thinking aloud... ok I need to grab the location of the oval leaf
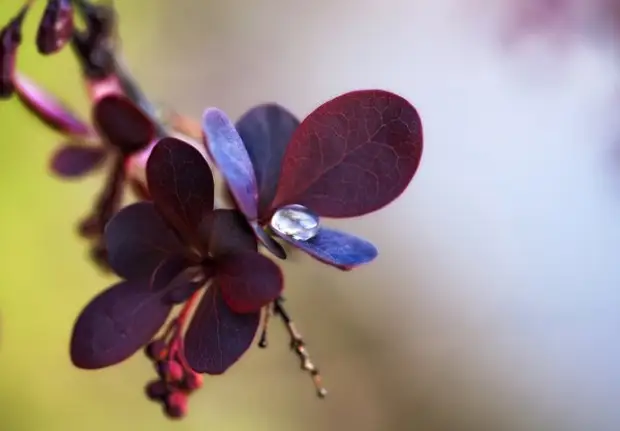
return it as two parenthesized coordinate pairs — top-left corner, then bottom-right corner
(14, 73), (93, 136)
(93, 94), (155, 154)
(198, 209), (257, 257)
(273, 226), (378, 270)
(235, 104), (300, 218)
(104, 202), (185, 280)
(36, 0), (74, 55)
(70, 279), (173, 369)
(270, 90), (423, 218)
(184, 285), (260, 375)
(0, 5), (29, 99)
(202, 108), (259, 220)
(50, 142), (107, 177)
(217, 251), (283, 314)
(146, 137), (215, 242)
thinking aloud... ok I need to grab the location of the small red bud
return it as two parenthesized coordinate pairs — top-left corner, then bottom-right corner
(164, 391), (188, 419)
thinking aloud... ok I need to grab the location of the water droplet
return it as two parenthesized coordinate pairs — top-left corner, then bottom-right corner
(270, 204), (320, 241)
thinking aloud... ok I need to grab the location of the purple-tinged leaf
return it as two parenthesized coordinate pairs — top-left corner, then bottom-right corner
(198, 209), (257, 257)
(36, 0), (74, 55)
(217, 251), (283, 314)
(146, 137), (214, 243)
(50, 142), (106, 177)
(104, 202), (185, 280)
(250, 221), (287, 259)
(14, 73), (92, 136)
(93, 94), (155, 154)
(0, 5), (29, 99)
(270, 90), (423, 218)
(150, 255), (192, 292)
(235, 104), (300, 218)
(184, 285), (260, 375)
(273, 226), (378, 270)
(70, 279), (173, 369)
(202, 108), (259, 221)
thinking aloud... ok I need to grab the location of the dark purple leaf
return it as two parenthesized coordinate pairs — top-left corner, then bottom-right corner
(36, 0), (73, 55)
(235, 104), (300, 218)
(184, 285), (260, 375)
(14, 73), (92, 136)
(202, 108), (259, 221)
(70, 279), (173, 369)
(93, 94), (155, 154)
(146, 137), (214, 243)
(150, 255), (192, 291)
(198, 209), (257, 257)
(50, 142), (106, 177)
(217, 251), (283, 314)
(0, 5), (29, 98)
(273, 226), (378, 270)
(104, 202), (184, 280)
(250, 221), (287, 259)
(270, 90), (423, 218)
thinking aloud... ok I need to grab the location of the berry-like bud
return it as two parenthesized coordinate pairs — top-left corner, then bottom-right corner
(144, 339), (166, 360)
(180, 371), (203, 392)
(164, 391), (188, 419)
(145, 379), (168, 401)
(165, 360), (185, 383)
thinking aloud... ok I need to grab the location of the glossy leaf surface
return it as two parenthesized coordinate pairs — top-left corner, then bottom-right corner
(273, 226), (378, 270)
(104, 202), (184, 280)
(50, 143), (106, 177)
(14, 73), (92, 136)
(199, 209), (257, 257)
(271, 90), (423, 218)
(217, 251), (283, 314)
(0, 5), (29, 98)
(36, 0), (74, 55)
(184, 285), (260, 375)
(236, 104), (300, 217)
(150, 255), (192, 292)
(93, 94), (155, 154)
(70, 279), (172, 369)
(202, 108), (258, 220)
(146, 137), (214, 242)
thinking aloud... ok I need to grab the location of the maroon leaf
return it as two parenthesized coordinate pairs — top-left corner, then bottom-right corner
(184, 285), (260, 375)
(14, 73), (93, 136)
(235, 104), (300, 218)
(216, 251), (283, 314)
(198, 209), (257, 257)
(70, 279), (173, 369)
(93, 94), (155, 154)
(36, 0), (74, 55)
(270, 90), (423, 218)
(273, 226), (377, 270)
(0, 5), (29, 98)
(202, 108), (259, 221)
(146, 137), (214, 243)
(104, 202), (185, 280)
(50, 143), (107, 178)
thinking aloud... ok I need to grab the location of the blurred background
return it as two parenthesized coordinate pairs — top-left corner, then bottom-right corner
(2, 0), (620, 430)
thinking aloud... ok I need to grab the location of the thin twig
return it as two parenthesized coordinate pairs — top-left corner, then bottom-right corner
(273, 296), (327, 398)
